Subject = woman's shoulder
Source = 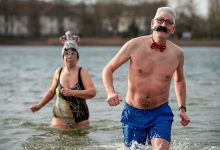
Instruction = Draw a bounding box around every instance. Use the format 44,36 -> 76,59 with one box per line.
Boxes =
79,66 -> 91,77
55,67 -> 63,74
79,66 -> 88,73
53,67 -> 63,79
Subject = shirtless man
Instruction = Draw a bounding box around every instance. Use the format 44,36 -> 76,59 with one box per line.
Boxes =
102,7 -> 190,150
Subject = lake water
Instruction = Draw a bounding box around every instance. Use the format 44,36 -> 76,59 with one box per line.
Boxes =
0,45 -> 219,150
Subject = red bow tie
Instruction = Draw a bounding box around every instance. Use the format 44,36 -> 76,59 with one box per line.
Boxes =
151,40 -> 166,52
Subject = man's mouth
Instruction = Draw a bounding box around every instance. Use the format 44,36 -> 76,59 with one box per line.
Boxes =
152,26 -> 168,33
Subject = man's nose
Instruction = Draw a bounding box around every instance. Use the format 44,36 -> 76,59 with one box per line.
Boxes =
161,21 -> 167,26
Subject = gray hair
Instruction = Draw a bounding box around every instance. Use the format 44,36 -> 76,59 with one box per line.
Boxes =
154,7 -> 176,24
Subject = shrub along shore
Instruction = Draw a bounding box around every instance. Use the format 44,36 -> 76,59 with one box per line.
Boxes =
0,37 -> 220,47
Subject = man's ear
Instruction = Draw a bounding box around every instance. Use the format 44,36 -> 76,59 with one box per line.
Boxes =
171,25 -> 176,34
150,19 -> 154,30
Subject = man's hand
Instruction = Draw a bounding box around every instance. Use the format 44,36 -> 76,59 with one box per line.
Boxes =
107,93 -> 122,106
179,110 -> 190,126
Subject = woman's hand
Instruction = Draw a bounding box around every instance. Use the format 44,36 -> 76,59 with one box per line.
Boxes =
30,104 -> 40,113
61,88 -> 74,96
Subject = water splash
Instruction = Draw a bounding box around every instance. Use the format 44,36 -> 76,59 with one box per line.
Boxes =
125,141 -> 151,150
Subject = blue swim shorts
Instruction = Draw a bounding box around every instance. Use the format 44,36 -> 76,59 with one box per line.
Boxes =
121,102 -> 174,147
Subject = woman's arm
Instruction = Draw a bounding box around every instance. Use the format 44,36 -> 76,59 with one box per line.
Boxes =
30,68 -> 60,112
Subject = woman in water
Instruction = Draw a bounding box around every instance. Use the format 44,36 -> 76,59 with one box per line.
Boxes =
30,31 -> 96,129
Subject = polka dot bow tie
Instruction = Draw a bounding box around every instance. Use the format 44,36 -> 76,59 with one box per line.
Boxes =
151,39 -> 166,52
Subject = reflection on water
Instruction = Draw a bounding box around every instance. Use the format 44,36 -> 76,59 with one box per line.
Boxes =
0,46 -> 220,150
23,128 -> 93,150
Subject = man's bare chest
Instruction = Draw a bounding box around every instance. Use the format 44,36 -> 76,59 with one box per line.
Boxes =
130,52 -> 179,77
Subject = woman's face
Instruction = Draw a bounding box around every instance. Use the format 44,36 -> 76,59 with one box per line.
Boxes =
63,49 -> 78,66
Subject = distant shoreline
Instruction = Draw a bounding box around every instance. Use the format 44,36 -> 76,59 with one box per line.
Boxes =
0,37 -> 220,47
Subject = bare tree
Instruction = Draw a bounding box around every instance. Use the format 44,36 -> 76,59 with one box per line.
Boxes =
27,0 -> 41,37
174,0 -> 209,39
97,1 -> 124,37
208,0 -> 220,38
0,0 -> 19,37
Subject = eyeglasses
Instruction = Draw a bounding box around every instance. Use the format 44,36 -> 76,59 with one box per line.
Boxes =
155,17 -> 174,26
63,50 -> 77,56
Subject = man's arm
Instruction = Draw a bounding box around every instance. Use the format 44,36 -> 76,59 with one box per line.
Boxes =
174,51 -> 186,108
102,39 -> 134,106
174,50 -> 190,126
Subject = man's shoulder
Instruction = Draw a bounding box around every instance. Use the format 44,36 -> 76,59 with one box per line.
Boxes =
124,35 -> 151,49
126,35 -> 150,43
167,40 -> 183,53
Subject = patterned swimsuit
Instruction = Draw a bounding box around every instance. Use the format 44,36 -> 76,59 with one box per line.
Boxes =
53,67 -> 89,128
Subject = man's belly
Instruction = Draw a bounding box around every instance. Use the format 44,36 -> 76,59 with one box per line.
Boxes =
126,78 -> 171,109
125,91 -> 169,109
